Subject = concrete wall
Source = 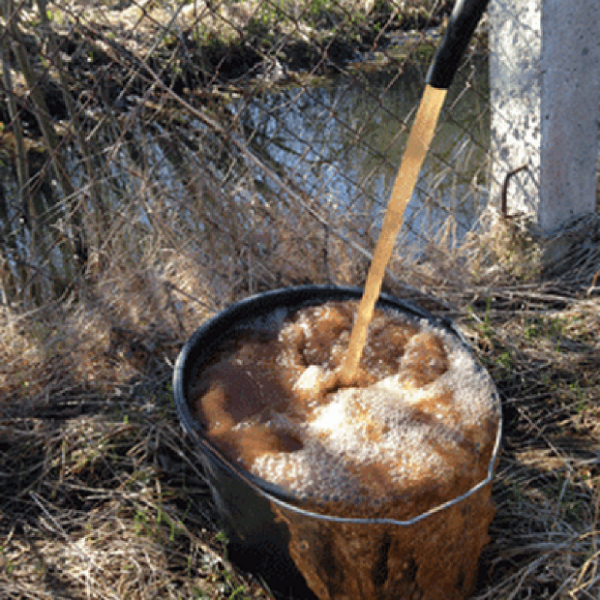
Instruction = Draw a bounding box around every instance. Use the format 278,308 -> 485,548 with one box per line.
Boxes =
489,0 -> 600,232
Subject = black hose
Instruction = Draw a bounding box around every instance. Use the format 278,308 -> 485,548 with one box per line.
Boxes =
426,0 -> 489,90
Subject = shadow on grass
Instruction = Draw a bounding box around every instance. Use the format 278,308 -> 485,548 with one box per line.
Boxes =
1,290 -> 599,599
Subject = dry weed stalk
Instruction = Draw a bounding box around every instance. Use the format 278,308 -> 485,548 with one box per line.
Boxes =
1,2 -> 599,597
2,190 -> 600,599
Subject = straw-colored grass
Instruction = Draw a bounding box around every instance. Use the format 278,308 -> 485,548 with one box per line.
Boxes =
2,198 -> 599,599
1,1 -> 599,598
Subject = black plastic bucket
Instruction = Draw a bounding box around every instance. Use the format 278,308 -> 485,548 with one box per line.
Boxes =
173,285 -> 502,599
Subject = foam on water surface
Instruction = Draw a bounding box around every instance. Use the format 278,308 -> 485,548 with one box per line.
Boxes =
190,300 -> 498,518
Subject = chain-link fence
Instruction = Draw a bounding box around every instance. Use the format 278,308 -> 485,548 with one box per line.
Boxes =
3,5 -> 600,600
0,0 -> 493,315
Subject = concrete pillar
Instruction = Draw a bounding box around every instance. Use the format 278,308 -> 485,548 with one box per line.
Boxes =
489,0 -> 600,233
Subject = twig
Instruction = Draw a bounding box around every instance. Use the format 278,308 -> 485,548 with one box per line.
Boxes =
586,269 -> 600,296
163,281 -> 215,312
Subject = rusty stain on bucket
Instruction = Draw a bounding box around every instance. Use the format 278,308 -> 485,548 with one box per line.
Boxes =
174,286 -> 501,600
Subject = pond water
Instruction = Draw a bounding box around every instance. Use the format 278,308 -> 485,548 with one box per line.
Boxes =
231,54 -> 490,244
0,54 -> 490,301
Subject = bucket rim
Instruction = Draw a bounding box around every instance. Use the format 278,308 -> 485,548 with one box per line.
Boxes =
173,284 -> 503,527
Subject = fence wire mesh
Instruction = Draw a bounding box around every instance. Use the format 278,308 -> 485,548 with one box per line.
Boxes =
0,0 -> 491,312
3,5 -> 600,600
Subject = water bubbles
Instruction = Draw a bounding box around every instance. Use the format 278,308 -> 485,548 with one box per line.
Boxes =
192,300 -> 498,517
293,365 -> 327,398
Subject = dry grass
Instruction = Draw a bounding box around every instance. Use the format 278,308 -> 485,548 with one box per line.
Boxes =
1,203 -> 600,599
1,1 -> 599,598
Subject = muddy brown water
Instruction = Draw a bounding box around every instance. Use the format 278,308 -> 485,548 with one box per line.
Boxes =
339,84 -> 447,384
187,296 -> 500,599
190,299 -> 498,520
